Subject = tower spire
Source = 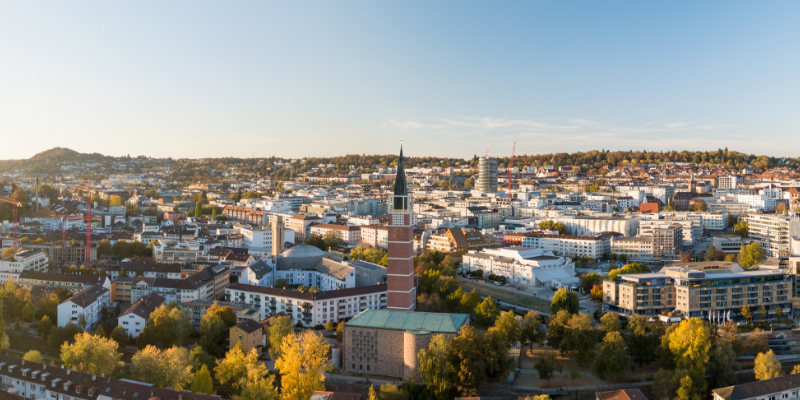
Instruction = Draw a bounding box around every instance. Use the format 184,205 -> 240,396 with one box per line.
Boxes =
393,144 -> 407,196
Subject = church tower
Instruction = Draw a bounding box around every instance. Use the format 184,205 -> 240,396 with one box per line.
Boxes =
387,146 -> 416,311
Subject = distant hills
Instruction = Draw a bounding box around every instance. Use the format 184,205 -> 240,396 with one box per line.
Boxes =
0,147 -> 110,174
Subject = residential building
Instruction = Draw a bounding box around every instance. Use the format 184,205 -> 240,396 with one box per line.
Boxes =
0,354 -> 221,400
57,285 -> 110,330
240,259 -> 274,287
423,228 -> 499,258
285,214 -> 322,242
309,224 -> 361,245
717,175 -> 738,190
229,319 -> 263,352
360,225 -> 389,249
226,283 -> 388,327
18,271 -> 110,293
746,212 -> 800,257
477,156 -> 498,194
181,299 -> 262,327
0,249 -> 48,283
513,233 -> 609,260
222,206 -> 266,225
117,293 -> 165,339
736,195 -> 777,212
712,235 -> 749,255
712,371 -> 800,400
131,265 -> 229,303
461,247 -> 578,288
342,309 -> 469,379
596,390 -> 648,400
110,277 -> 133,302
554,215 -> 639,237
603,262 -> 792,319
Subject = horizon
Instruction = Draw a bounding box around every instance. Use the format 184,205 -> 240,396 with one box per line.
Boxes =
3,1 -> 800,159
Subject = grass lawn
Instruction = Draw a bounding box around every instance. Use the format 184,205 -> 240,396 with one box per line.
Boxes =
458,280 -> 552,314
7,330 -> 62,360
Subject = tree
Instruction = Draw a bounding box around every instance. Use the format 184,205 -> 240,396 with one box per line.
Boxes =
624,314 -> 663,366
705,244 -> 717,262
591,331 -> 628,381
792,364 -> 800,375
590,285 -> 603,303
738,242 -> 766,269
216,346 -> 278,400
580,273 -> 602,293
537,220 -> 569,235
61,332 -> 123,376
417,334 -> 452,400
139,302 -> 192,348
760,304 -> 768,324
473,297 -> 501,326
108,196 -> 124,207
534,352 -> 561,387
600,312 -> 621,335
22,350 -> 43,363
199,302 -> 237,355
37,315 -> 53,338
546,310 -> 572,352
755,350 -> 784,381
734,220 -> 749,237
21,302 -> 34,322
368,386 -> 377,400
379,383 -> 409,400
97,239 -> 112,256
519,311 -> 546,350
446,326 -> 487,395
748,329 -> 770,355
109,325 -> 127,345
191,344 -> 217,373
551,288 -> 579,315
275,330 -> 330,400
195,201 -> 203,218
131,345 -> 194,390
519,396 -> 551,400
607,262 -> 650,281
267,315 -> 293,360
742,304 -> 753,324
708,342 -> 739,390
1,248 -> 15,259
676,375 -> 702,400
324,322 -> 334,331
192,364 -> 214,395
563,313 -> 599,366
668,318 -> 711,372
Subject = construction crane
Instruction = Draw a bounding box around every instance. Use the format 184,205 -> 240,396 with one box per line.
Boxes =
61,210 -> 100,251
507,142 -> 516,198
0,193 -> 24,250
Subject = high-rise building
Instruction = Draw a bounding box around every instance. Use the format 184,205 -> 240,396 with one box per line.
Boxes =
387,146 -> 416,311
477,156 -> 498,193
271,215 -> 285,257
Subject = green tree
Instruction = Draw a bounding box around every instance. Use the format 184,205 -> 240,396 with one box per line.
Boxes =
446,326 -> 487,396
734,220 -> 749,237
755,350 -> 784,381
22,350 -> 43,363
747,329 -> 770,355
110,325 -> 127,345
192,364 -> 214,394
742,304 -> 753,324
139,302 -> 192,348
61,332 -> 123,376
473,297 -> 501,326
378,383 -> 409,400
275,331 -> 330,400
551,288 -> 579,314
705,244 -> 717,261
580,272 -> 601,293
268,315 -> 293,360
195,201 -> 203,218
37,315 -> 53,338
546,310 -> 572,352
676,375 -> 702,400
738,242 -> 766,269
708,342 -> 739,390
607,262 -> 650,281
599,312 -> 621,335
591,331 -> 628,381
760,304 -> 768,324
519,311 -> 546,350
534,352 -> 561,387
199,302 -> 237,355
97,239 -> 112,256
624,314 -> 663,366
563,313 -> 599,366
417,334 -> 452,400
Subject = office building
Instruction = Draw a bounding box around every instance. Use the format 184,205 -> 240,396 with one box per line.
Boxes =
477,156 -> 498,194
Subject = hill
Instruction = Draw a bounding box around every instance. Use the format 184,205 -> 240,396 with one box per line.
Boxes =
0,147 -> 109,174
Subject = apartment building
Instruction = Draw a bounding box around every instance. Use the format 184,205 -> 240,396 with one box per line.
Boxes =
130,265 -> 229,303
640,217 -> 699,246
222,206 -> 266,225
717,175 -> 738,189
554,215 -> 639,237
603,262 -> 792,320
514,233 -> 608,260
181,299 -> 262,327
610,237 -> 655,262
0,354 -> 221,400
285,214 -> 322,242
423,228 -> 498,258
117,293 -> 165,339
309,224 -> 361,245
18,271 -> 110,293
0,249 -> 48,283
746,212 -> 800,257
57,285 -> 110,330
713,374 -> 800,400
360,225 -> 389,249
736,195 -> 777,212
225,283 -> 388,327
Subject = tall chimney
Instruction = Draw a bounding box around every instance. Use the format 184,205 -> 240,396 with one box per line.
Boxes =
35,177 -> 39,212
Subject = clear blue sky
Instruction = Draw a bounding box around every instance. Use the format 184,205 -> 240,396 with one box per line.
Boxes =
2,1 -> 799,160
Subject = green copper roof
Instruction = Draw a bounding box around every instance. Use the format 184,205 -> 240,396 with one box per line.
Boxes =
345,309 -> 469,333
393,146 -> 407,196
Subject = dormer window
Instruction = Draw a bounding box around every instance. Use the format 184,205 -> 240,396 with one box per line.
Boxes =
32,371 -> 39,379
9,365 -> 16,373
51,378 -> 61,388
42,372 -> 49,381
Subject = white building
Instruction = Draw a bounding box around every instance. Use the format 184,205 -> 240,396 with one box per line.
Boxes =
57,285 -> 110,330
309,224 -> 361,244
117,293 -> 165,339
736,195 -> 776,212
226,282 -> 387,327
746,212 -> 800,257
0,249 -> 48,283
717,175 -> 738,189
519,234 -> 608,260
240,259 -> 274,287
461,247 -> 578,288
360,225 -> 389,249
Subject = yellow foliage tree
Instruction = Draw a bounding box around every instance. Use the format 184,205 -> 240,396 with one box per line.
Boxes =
275,330 -> 330,400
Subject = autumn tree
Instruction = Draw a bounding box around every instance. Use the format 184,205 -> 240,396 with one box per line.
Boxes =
131,345 -> 194,390
267,315 -> 293,360
748,329 -> 770,355
138,302 -> 192,348
599,312 -> 621,335
199,302 -> 237,355
534,352 -> 561,387
590,285 -> 603,303
446,326 -> 488,395
755,350 -> 784,381
192,364 -> 214,395
519,311 -> 546,350
738,242 -> 766,269
215,346 -> 278,400
563,313 -> 599,366
275,330 -> 330,400
742,304 -> 753,324
473,297 -> 501,326
22,350 -> 43,363
61,332 -> 123,376
624,314 -> 663,366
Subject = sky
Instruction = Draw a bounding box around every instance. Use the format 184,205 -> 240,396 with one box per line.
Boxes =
2,1 -> 800,160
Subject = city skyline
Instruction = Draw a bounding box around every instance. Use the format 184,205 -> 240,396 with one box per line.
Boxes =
3,1 -> 800,159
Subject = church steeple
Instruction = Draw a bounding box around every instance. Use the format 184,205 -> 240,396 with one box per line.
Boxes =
393,145 -> 407,196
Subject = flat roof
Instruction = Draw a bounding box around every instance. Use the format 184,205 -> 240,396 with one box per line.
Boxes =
345,309 -> 468,333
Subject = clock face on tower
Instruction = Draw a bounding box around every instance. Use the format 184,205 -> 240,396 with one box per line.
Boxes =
391,229 -> 402,240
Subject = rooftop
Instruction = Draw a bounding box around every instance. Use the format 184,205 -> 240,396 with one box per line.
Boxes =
345,309 -> 468,333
